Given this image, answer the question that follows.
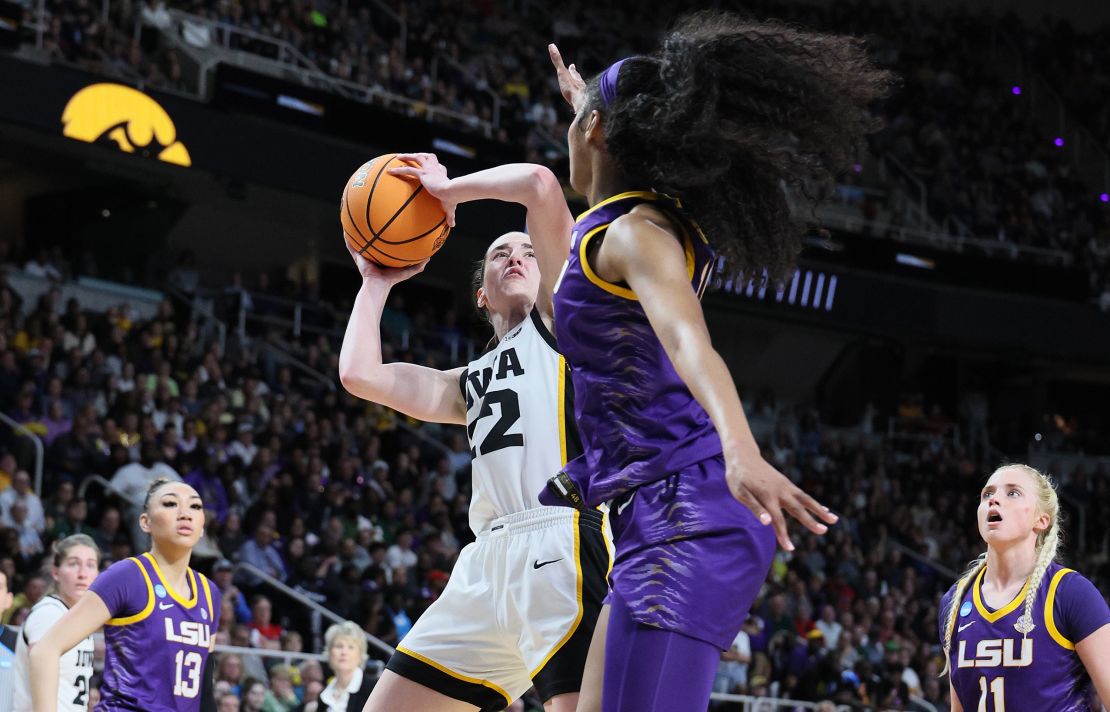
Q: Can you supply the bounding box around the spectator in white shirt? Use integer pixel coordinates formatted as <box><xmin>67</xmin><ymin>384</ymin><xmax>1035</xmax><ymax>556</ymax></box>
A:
<box><xmin>384</xmin><ymin>530</ymin><xmax>417</xmax><ymax>574</ymax></box>
<box><xmin>109</xmin><ymin>444</ymin><xmax>181</xmax><ymax>546</ymax></box>
<box><xmin>227</xmin><ymin>423</ymin><xmax>258</xmax><ymax>466</ymax></box>
<box><xmin>815</xmin><ymin>604</ymin><xmax>842</xmax><ymax>649</ymax></box>
<box><xmin>8</xmin><ymin>502</ymin><xmax>44</xmax><ymax>558</ymax></box>
<box><xmin>0</xmin><ymin>471</ymin><xmax>45</xmax><ymax>535</ymax></box>
<box><xmin>714</xmin><ymin>617</ymin><xmax>753</xmax><ymax>696</ymax></box>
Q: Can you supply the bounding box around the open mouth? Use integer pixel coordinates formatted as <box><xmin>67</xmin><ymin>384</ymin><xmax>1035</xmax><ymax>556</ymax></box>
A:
<box><xmin>987</xmin><ymin>511</ymin><xmax>1002</xmax><ymax>523</ymax></box>
<box><xmin>503</xmin><ymin>267</ymin><xmax>525</xmax><ymax>280</ymax></box>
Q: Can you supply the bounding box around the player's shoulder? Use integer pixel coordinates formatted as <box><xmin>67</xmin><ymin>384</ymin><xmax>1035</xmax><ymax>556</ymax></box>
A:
<box><xmin>1048</xmin><ymin>564</ymin><xmax>1099</xmax><ymax>602</ymax></box>
<box><xmin>30</xmin><ymin>594</ymin><xmax>68</xmax><ymax>614</ymax></box>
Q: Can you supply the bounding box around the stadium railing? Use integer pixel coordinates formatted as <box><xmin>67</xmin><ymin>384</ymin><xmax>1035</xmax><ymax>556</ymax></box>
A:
<box><xmin>706</xmin><ymin>694</ymin><xmax>937</xmax><ymax>712</ymax></box>
<box><xmin>706</xmin><ymin>693</ymin><xmax>845</xmax><ymax>711</ymax></box>
<box><xmin>210</xmin><ymin>643</ymin><xmax>385</xmax><ymax>678</ymax></box>
<box><xmin>0</xmin><ymin>412</ymin><xmax>44</xmax><ymax>498</ymax></box>
<box><xmin>429</xmin><ymin>50</ymin><xmax>502</xmax><ymax>129</ymax></box>
<box><xmin>156</xmin><ymin>9</ymin><xmax>497</xmax><ymax>138</ymax></box>
<box><xmin>7</xmin><ymin>270</ymin><xmax>164</xmax><ymax>321</ymax></box>
<box><xmin>232</xmin><ymin>562</ymin><xmax>396</xmax><ymax>660</ymax></box>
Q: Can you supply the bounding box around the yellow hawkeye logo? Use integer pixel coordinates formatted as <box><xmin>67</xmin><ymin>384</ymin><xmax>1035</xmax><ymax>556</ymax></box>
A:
<box><xmin>61</xmin><ymin>83</ymin><xmax>191</xmax><ymax>167</ymax></box>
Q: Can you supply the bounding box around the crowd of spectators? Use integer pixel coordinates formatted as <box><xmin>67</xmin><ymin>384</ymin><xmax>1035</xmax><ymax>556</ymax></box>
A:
<box><xmin>15</xmin><ymin>0</ymin><xmax>1110</xmax><ymax>299</ymax></box>
<box><xmin>6</xmin><ymin>2</ymin><xmax>1110</xmax><ymax>708</ymax></box>
<box><xmin>1</xmin><ymin>254</ymin><xmax>1109</xmax><ymax>711</ymax></box>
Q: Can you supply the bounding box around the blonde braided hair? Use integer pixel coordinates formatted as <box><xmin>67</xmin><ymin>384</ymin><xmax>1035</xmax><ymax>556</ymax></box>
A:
<box><xmin>940</xmin><ymin>464</ymin><xmax>1061</xmax><ymax>676</ymax></box>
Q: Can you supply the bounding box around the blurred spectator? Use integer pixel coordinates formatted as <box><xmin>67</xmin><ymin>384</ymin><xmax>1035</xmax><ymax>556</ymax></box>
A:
<box><xmin>317</xmin><ymin>621</ymin><xmax>374</xmax><ymax>712</ymax></box>
<box><xmin>247</xmin><ymin>595</ymin><xmax>283</xmax><ymax>650</ymax></box>
<box><xmin>109</xmin><ymin>443</ymin><xmax>182</xmax><ymax>546</ymax></box>
<box><xmin>236</xmin><ymin>524</ymin><xmax>286</xmax><ymax>587</ymax></box>
<box><xmin>0</xmin><ymin>471</ymin><xmax>45</xmax><ymax>533</ymax></box>
<box><xmin>215</xmin><ymin>653</ymin><xmax>245</xmax><ymax>696</ymax></box>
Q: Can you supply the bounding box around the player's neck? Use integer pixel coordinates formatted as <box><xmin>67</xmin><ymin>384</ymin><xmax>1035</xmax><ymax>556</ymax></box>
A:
<box><xmin>149</xmin><ymin>545</ymin><xmax>192</xmax><ymax>592</ymax></box>
<box><xmin>985</xmin><ymin>540</ymin><xmax>1037</xmax><ymax>592</ymax></box>
<box><xmin>489</xmin><ymin>305</ymin><xmax>529</xmax><ymax>341</ymax></box>
<box><xmin>586</xmin><ymin>161</ymin><xmax>630</xmax><ymax>208</ymax></box>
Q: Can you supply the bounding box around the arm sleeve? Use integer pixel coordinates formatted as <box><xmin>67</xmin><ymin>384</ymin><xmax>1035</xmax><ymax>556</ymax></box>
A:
<box><xmin>199</xmin><ymin>651</ymin><xmax>217</xmax><ymax>712</ymax></box>
<box><xmin>1056</xmin><ymin>571</ymin><xmax>1110</xmax><ymax>644</ymax></box>
<box><xmin>88</xmin><ymin>559</ymin><xmax>147</xmax><ymax>618</ymax></box>
<box><xmin>21</xmin><ymin>603</ymin><xmax>63</xmax><ymax>645</ymax></box>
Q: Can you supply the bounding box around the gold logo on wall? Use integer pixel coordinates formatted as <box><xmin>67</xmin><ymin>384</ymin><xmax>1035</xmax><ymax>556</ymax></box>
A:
<box><xmin>61</xmin><ymin>83</ymin><xmax>191</xmax><ymax>167</ymax></box>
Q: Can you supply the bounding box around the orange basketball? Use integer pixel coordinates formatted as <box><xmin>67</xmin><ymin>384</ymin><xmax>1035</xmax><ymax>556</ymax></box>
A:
<box><xmin>340</xmin><ymin>154</ymin><xmax>451</xmax><ymax>268</ymax></box>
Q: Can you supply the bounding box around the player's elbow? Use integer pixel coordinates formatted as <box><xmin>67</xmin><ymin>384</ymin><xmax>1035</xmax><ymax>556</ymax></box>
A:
<box><xmin>339</xmin><ymin>368</ymin><xmax>372</xmax><ymax>398</ymax></box>
<box><xmin>526</xmin><ymin>165</ymin><xmax>561</xmax><ymax>204</ymax></box>
<box><xmin>339</xmin><ymin>364</ymin><xmax>391</xmax><ymax>404</ymax></box>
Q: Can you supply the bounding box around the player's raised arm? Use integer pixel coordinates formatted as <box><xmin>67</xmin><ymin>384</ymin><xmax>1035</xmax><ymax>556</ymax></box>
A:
<box><xmin>389</xmin><ymin>154</ymin><xmax>573</xmax><ymax>317</ymax></box>
<box><xmin>337</xmin><ymin>246</ymin><xmax>466</xmax><ymax>425</ymax></box>
<box><xmin>600</xmin><ymin>211</ymin><xmax>837</xmax><ymax>551</ymax></box>
<box><xmin>29</xmin><ymin>591</ymin><xmax>111</xmax><ymax>712</ymax></box>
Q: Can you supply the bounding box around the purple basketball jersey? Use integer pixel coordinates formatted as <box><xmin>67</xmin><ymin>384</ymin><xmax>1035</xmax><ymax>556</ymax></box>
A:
<box><xmin>941</xmin><ymin>563</ymin><xmax>1110</xmax><ymax>712</ymax></box>
<box><xmin>551</xmin><ymin>191</ymin><xmax>718</xmax><ymax>507</ymax></box>
<box><xmin>90</xmin><ymin>553</ymin><xmax>221</xmax><ymax>712</ymax></box>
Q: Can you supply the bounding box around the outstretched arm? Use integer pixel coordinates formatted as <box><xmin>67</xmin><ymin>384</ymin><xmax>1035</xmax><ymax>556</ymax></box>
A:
<box><xmin>390</xmin><ymin>154</ymin><xmax>573</xmax><ymax>318</ymax></box>
<box><xmin>30</xmin><ymin>591</ymin><xmax>112</xmax><ymax>712</ymax></box>
<box><xmin>596</xmin><ymin>211</ymin><xmax>837</xmax><ymax>550</ymax></box>
<box><xmin>337</xmin><ymin>246</ymin><xmax>466</xmax><ymax>425</ymax></box>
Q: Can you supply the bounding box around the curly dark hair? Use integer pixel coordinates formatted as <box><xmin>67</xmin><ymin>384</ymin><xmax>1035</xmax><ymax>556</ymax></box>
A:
<box><xmin>584</xmin><ymin>11</ymin><xmax>895</xmax><ymax>282</ymax></box>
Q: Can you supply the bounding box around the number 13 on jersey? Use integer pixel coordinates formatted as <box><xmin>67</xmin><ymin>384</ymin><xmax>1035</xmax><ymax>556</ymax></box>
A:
<box><xmin>174</xmin><ymin>650</ymin><xmax>203</xmax><ymax>698</ymax></box>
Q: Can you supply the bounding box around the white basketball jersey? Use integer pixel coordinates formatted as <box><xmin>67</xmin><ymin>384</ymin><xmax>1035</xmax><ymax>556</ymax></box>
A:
<box><xmin>461</xmin><ymin>309</ymin><xmax>579</xmax><ymax>534</ymax></box>
<box><xmin>13</xmin><ymin>595</ymin><xmax>95</xmax><ymax>712</ymax></box>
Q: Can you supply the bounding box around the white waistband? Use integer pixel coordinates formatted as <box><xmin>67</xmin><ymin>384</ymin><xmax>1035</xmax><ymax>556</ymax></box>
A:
<box><xmin>477</xmin><ymin>507</ymin><xmax>580</xmax><ymax>539</ymax></box>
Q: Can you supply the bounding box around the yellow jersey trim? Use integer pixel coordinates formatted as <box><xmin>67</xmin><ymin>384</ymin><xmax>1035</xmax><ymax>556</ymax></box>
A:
<box><xmin>200</xmin><ymin>573</ymin><xmax>215</xmax><ymax>621</ymax></box>
<box><xmin>530</xmin><ymin>511</ymin><xmax>584</xmax><ymax>679</ymax></box>
<box><xmin>557</xmin><ymin>356</ymin><xmax>568</xmax><ymax>465</ymax></box>
<box><xmin>105</xmin><ymin>557</ymin><xmax>155</xmax><ymax>626</ymax></box>
<box><xmin>972</xmin><ymin>567</ymin><xmax>1032</xmax><ymax>622</ymax></box>
<box><xmin>143</xmin><ymin>552</ymin><xmax>199</xmax><ymax>609</ymax></box>
<box><xmin>945</xmin><ymin>571</ymin><xmax>978</xmax><ymax>643</ymax></box>
<box><xmin>575</xmin><ymin>190</ymin><xmax>701</xmax><ymax>302</ymax></box>
<box><xmin>395</xmin><ymin>645</ymin><xmax>513</xmax><ymax>706</ymax></box>
<box><xmin>579</xmin><ymin>225</ymin><xmax>638</xmax><ymax>300</ymax></box>
<box><xmin>577</xmin><ymin>222</ymin><xmax>697</xmax><ymax>302</ymax></box>
<box><xmin>575</xmin><ymin>190</ymin><xmax>660</xmax><ymax>223</ymax></box>
<box><xmin>601</xmin><ymin>510</ymin><xmax>615</xmax><ymax>581</ymax></box>
<box><xmin>1045</xmin><ymin>567</ymin><xmax>1076</xmax><ymax>650</ymax></box>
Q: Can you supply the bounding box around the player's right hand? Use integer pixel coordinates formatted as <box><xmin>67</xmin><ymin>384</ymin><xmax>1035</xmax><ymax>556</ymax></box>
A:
<box><xmin>347</xmin><ymin>239</ymin><xmax>427</xmax><ymax>284</ymax></box>
<box><xmin>388</xmin><ymin>152</ymin><xmax>457</xmax><ymax>227</ymax></box>
<box><xmin>724</xmin><ymin>451</ymin><xmax>837</xmax><ymax>552</ymax></box>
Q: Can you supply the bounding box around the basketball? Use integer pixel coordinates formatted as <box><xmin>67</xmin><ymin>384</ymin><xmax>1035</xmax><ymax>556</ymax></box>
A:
<box><xmin>340</xmin><ymin>153</ymin><xmax>451</xmax><ymax>268</ymax></box>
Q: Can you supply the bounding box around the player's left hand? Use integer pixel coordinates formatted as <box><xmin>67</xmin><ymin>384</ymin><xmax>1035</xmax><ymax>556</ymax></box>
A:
<box><xmin>389</xmin><ymin>152</ymin><xmax>457</xmax><ymax>227</ymax></box>
<box><xmin>725</xmin><ymin>451</ymin><xmax>837</xmax><ymax>552</ymax></box>
<box><xmin>548</xmin><ymin>44</ymin><xmax>586</xmax><ymax>113</ymax></box>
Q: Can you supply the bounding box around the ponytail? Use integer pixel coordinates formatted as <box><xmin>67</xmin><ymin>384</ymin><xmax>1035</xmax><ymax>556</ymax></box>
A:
<box><xmin>586</xmin><ymin>10</ymin><xmax>894</xmax><ymax>283</ymax></box>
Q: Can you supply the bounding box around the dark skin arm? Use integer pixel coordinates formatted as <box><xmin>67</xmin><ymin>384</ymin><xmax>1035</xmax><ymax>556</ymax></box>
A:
<box><xmin>593</xmin><ymin>206</ymin><xmax>837</xmax><ymax>549</ymax></box>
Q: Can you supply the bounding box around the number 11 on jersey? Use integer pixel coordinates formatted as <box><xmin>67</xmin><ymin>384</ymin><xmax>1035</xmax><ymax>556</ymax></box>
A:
<box><xmin>978</xmin><ymin>676</ymin><xmax>1004</xmax><ymax>712</ymax></box>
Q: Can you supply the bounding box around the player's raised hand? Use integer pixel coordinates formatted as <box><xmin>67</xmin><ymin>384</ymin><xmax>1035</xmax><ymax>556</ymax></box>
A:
<box><xmin>548</xmin><ymin>44</ymin><xmax>586</xmax><ymax>113</ymax></box>
<box><xmin>388</xmin><ymin>152</ymin><xmax>457</xmax><ymax>227</ymax></box>
<box><xmin>725</xmin><ymin>452</ymin><xmax>838</xmax><ymax>552</ymax></box>
<box><xmin>346</xmin><ymin>238</ymin><xmax>427</xmax><ymax>284</ymax></box>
